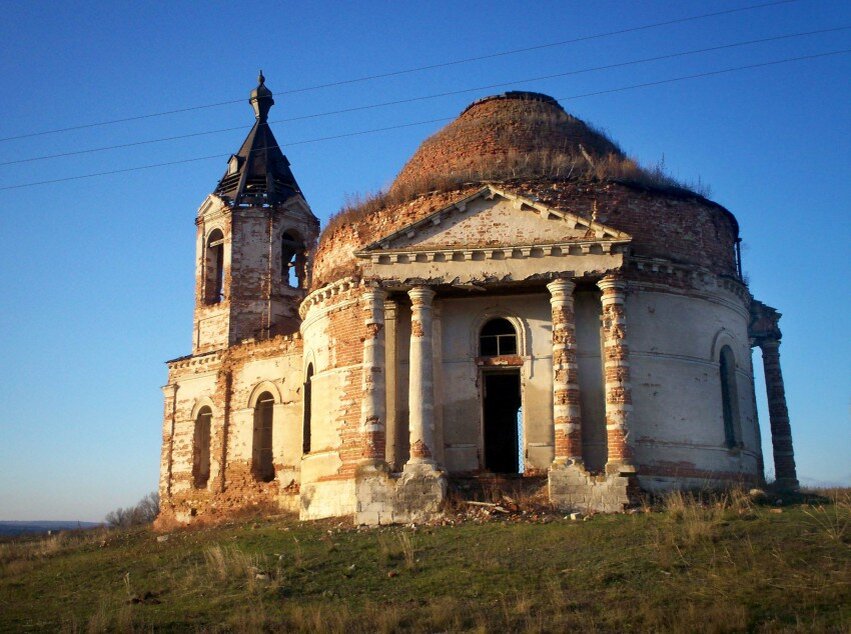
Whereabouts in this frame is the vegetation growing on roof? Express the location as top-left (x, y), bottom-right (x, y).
top-left (321, 102), bottom-right (711, 244)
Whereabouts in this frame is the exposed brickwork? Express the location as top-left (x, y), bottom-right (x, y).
top-left (157, 334), bottom-right (304, 525)
top-left (640, 461), bottom-right (760, 485)
top-left (598, 274), bottom-right (633, 468)
top-left (313, 180), bottom-right (738, 289)
top-left (313, 94), bottom-right (738, 289)
top-left (547, 279), bottom-right (582, 463)
top-left (760, 340), bottom-right (798, 488)
top-left (390, 94), bottom-right (621, 196)
top-left (160, 90), bottom-right (785, 527)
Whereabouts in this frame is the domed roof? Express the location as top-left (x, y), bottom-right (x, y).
top-left (311, 93), bottom-right (740, 290)
top-left (389, 91), bottom-right (622, 198)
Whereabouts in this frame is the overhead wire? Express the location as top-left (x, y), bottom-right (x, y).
top-left (0, 0), bottom-right (804, 144)
top-left (1, 47), bottom-right (848, 192)
top-left (2, 25), bottom-right (846, 167)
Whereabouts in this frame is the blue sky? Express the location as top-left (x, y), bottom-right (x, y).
top-left (0, 0), bottom-right (848, 521)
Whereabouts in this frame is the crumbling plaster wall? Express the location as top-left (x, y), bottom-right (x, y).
top-left (625, 273), bottom-right (760, 489)
top-left (158, 336), bottom-right (304, 525)
top-left (299, 281), bottom-right (373, 520)
top-left (193, 195), bottom-right (318, 354)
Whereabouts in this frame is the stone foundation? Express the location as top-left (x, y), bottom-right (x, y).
top-left (548, 461), bottom-right (638, 513)
top-left (355, 463), bottom-right (447, 525)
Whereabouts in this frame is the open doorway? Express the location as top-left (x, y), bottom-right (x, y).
top-left (483, 371), bottom-right (523, 473)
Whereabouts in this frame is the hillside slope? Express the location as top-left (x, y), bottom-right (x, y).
top-left (0, 491), bottom-right (848, 632)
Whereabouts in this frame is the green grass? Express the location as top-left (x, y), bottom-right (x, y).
top-left (1, 490), bottom-right (848, 632)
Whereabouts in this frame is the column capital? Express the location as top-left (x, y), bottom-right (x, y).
top-left (759, 338), bottom-right (781, 351)
top-left (408, 285), bottom-right (435, 305)
top-left (546, 278), bottom-right (575, 299)
top-left (597, 272), bottom-right (626, 293)
top-left (361, 285), bottom-right (387, 302)
top-left (383, 299), bottom-right (398, 318)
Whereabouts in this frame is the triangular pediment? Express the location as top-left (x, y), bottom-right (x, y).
top-left (359, 186), bottom-right (630, 255)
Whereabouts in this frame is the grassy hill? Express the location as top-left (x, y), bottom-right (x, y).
top-left (0, 489), bottom-right (848, 632)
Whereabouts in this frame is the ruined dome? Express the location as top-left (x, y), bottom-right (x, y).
top-left (311, 93), bottom-right (740, 290)
top-left (389, 91), bottom-right (622, 197)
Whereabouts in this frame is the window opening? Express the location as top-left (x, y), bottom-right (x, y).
top-left (193, 407), bottom-right (212, 489)
top-left (204, 229), bottom-right (225, 304)
top-left (282, 231), bottom-right (305, 289)
top-left (480, 318), bottom-right (517, 356)
top-left (253, 392), bottom-right (274, 482)
top-left (719, 346), bottom-right (741, 448)
top-left (303, 365), bottom-right (313, 454)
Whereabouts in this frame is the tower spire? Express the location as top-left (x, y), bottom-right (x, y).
top-left (213, 73), bottom-right (301, 206)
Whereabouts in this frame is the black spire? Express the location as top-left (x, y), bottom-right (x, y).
top-left (214, 73), bottom-right (302, 206)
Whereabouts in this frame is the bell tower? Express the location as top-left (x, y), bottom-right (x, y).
top-left (192, 73), bottom-right (319, 354)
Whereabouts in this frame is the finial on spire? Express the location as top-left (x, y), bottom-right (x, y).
top-left (249, 71), bottom-right (274, 122)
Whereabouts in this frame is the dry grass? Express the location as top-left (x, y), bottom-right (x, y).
top-left (3, 491), bottom-right (850, 632)
top-left (322, 105), bottom-right (711, 243)
top-left (802, 487), bottom-right (850, 542)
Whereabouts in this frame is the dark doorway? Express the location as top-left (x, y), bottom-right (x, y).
top-left (483, 371), bottom-right (523, 473)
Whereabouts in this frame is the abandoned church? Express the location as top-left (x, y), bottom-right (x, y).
top-left (156, 75), bottom-right (798, 526)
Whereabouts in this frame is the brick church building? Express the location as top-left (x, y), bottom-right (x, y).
top-left (156, 75), bottom-right (797, 526)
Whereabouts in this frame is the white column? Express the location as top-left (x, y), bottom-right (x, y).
top-left (383, 299), bottom-right (399, 469)
top-left (406, 286), bottom-right (437, 466)
top-left (360, 285), bottom-right (387, 464)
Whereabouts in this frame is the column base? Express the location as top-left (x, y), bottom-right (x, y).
top-left (773, 477), bottom-right (800, 492)
top-left (354, 460), bottom-right (447, 525)
top-left (549, 462), bottom-right (638, 514)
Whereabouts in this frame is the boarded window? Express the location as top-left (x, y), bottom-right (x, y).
top-left (253, 392), bottom-right (275, 482)
top-left (480, 318), bottom-right (517, 356)
top-left (193, 407), bottom-right (212, 489)
top-left (719, 346), bottom-right (741, 448)
top-left (204, 229), bottom-right (225, 304)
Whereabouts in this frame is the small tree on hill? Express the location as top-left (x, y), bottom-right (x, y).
top-left (105, 491), bottom-right (160, 528)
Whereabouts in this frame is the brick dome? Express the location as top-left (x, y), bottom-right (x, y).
top-left (312, 93), bottom-right (741, 289)
top-left (389, 92), bottom-right (622, 197)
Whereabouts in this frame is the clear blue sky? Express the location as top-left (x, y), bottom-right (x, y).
top-left (0, 0), bottom-right (848, 521)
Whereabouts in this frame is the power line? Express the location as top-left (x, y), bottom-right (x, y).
top-left (0, 0), bottom-right (804, 144)
top-left (1, 48), bottom-right (847, 193)
top-left (3, 26), bottom-right (845, 167)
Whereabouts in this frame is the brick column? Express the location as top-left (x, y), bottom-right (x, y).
top-left (406, 286), bottom-right (437, 467)
top-left (760, 339), bottom-right (798, 489)
top-left (598, 274), bottom-right (634, 471)
top-left (547, 278), bottom-right (583, 465)
top-left (360, 285), bottom-right (387, 465)
top-left (160, 384), bottom-right (178, 500)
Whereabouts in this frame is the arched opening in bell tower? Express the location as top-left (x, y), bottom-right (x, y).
top-left (282, 231), bottom-right (306, 289)
top-left (204, 229), bottom-right (225, 304)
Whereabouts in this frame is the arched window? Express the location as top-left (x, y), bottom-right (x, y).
top-left (303, 364), bottom-right (313, 454)
top-left (193, 406), bottom-right (212, 489)
top-left (719, 346), bottom-right (741, 448)
top-left (204, 229), bottom-right (225, 304)
top-left (282, 231), bottom-right (306, 289)
top-left (253, 392), bottom-right (275, 482)
top-left (479, 318), bottom-right (517, 356)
